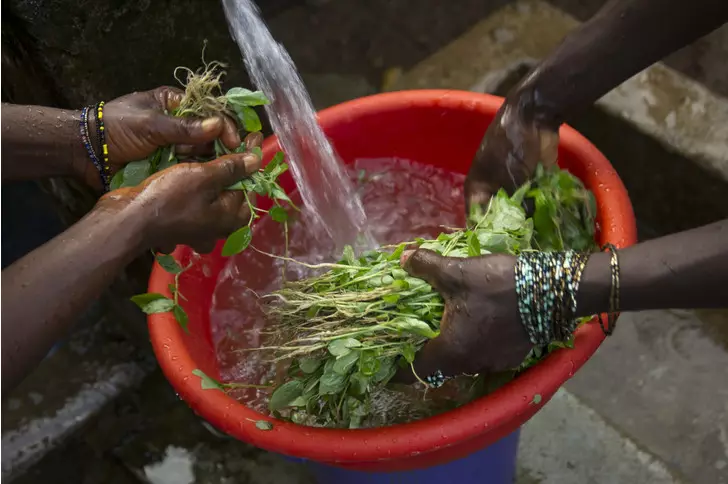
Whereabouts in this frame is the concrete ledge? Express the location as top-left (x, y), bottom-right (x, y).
top-left (392, 0), bottom-right (728, 185)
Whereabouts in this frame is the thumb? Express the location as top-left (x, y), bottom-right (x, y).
top-left (202, 153), bottom-right (261, 190)
top-left (400, 249), bottom-right (459, 293)
top-left (152, 114), bottom-right (226, 146)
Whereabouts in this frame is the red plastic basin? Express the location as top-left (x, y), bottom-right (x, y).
top-left (147, 90), bottom-right (637, 472)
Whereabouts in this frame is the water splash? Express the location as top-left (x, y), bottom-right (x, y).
top-left (222, 0), bottom-right (375, 251)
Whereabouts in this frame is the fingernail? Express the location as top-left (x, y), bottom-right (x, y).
top-left (400, 250), bottom-right (414, 267)
top-left (201, 118), bottom-right (221, 132)
top-left (244, 131), bottom-right (264, 149)
top-left (242, 153), bottom-right (261, 173)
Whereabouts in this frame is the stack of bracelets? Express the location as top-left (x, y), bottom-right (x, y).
top-left (424, 244), bottom-right (620, 389)
top-left (515, 243), bottom-right (620, 345)
top-left (79, 101), bottom-right (111, 191)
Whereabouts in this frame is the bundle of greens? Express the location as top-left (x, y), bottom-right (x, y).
top-left (257, 166), bottom-right (597, 428)
top-left (129, 60), bottom-right (295, 328)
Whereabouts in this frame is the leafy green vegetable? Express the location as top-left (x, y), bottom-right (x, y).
top-left (257, 166), bottom-right (597, 428)
top-left (192, 369), bottom-right (225, 391)
top-left (222, 226), bottom-right (253, 257)
top-left (131, 293), bottom-right (175, 314)
top-left (254, 420), bottom-right (274, 431)
top-left (129, 62), bottom-right (297, 326)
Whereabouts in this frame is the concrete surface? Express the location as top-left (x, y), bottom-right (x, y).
top-left (566, 310), bottom-right (728, 484)
top-left (392, 0), bottom-right (728, 187)
top-left (518, 389), bottom-right (681, 484)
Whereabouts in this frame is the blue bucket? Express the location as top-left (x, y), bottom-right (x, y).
top-left (295, 429), bottom-right (520, 484)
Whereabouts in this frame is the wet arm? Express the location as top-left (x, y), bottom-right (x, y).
top-left (510, 0), bottom-right (728, 128)
top-left (577, 219), bottom-right (728, 316)
top-left (0, 205), bottom-right (149, 395)
top-left (1, 103), bottom-right (99, 186)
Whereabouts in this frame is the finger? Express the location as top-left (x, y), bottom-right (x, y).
top-left (400, 249), bottom-right (459, 293)
top-left (190, 239), bottom-right (217, 255)
top-left (175, 142), bottom-right (215, 157)
top-left (203, 153), bottom-right (261, 190)
top-left (213, 190), bottom-right (246, 222)
top-left (151, 114), bottom-right (228, 147)
top-left (464, 179), bottom-right (494, 216)
top-left (220, 116), bottom-right (242, 150)
top-left (152, 86), bottom-right (185, 111)
top-left (243, 131), bottom-right (264, 151)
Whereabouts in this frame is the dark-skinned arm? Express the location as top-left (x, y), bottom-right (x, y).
top-left (515, 0), bottom-right (728, 129)
top-left (1, 149), bottom-right (261, 396)
top-left (396, 219), bottom-right (728, 378)
top-left (1, 104), bottom-right (94, 184)
top-left (466, 0), bottom-right (728, 206)
top-left (577, 219), bottom-right (728, 317)
top-left (2, 88), bottom-right (242, 190)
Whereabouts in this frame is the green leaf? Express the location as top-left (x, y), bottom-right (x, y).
top-left (373, 358), bottom-right (397, 383)
top-left (271, 187), bottom-right (292, 204)
top-left (173, 305), bottom-right (189, 332)
top-left (255, 420), bottom-right (274, 431)
top-left (251, 146), bottom-right (263, 159)
top-left (226, 87), bottom-right (270, 107)
top-left (358, 351), bottom-right (381, 376)
top-left (222, 226), bottom-right (252, 256)
top-left (109, 170), bottom-right (125, 191)
top-left (264, 151), bottom-right (285, 174)
top-left (466, 231), bottom-right (481, 257)
top-left (269, 380), bottom-right (304, 411)
top-left (269, 206), bottom-right (288, 223)
top-left (130, 293), bottom-right (174, 314)
top-left (234, 105), bottom-right (262, 132)
top-left (401, 343), bottom-right (416, 364)
top-left (332, 351), bottom-right (359, 375)
top-left (120, 159), bottom-right (152, 188)
top-left (299, 358), bottom-right (322, 374)
top-left (349, 372), bottom-right (369, 395)
top-left (157, 146), bottom-right (177, 171)
top-left (391, 317), bottom-right (439, 338)
top-left (319, 360), bottom-right (347, 395)
top-left (156, 254), bottom-right (182, 274)
top-left (327, 338), bottom-right (361, 357)
top-left (382, 294), bottom-right (400, 304)
top-left (192, 369), bottom-right (224, 391)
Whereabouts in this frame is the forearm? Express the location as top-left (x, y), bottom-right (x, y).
top-left (1, 103), bottom-right (98, 185)
top-left (577, 219), bottom-right (728, 317)
top-left (1, 205), bottom-right (149, 394)
top-left (513, 0), bottom-right (728, 128)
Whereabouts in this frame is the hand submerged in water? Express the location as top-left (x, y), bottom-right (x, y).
top-left (465, 89), bottom-right (559, 212)
top-left (396, 249), bottom-right (532, 380)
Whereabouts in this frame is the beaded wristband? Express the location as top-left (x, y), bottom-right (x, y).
top-left (597, 243), bottom-right (620, 335)
top-left (515, 251), bottom-right (589, 346)
top-left (94, 101), bottom-right (112, 189)
top-left (79, 106), bottom-right (107, 189)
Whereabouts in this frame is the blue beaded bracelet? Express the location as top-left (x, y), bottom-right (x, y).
top-left (79, 106), bottom-right (108, 190)
top-left (514, 251), bottom-right (590, 346)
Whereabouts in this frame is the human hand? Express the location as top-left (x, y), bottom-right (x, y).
top-left (98, 86), bottom-right (241, 173)
top-left (95, 149), bottom-right (261, 255)
top-left (396, 249), bottom-right (532, 381)
top-left (465, 90), bottom-right (559, 212)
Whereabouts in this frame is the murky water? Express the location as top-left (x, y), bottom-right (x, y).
top-left (221, 0), bottom-right (374, 252)
top-left (210, 158), bottom-right (491, 426)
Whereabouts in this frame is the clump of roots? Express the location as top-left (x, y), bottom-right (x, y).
top-left (173, 47), bottom-right (232, 118)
